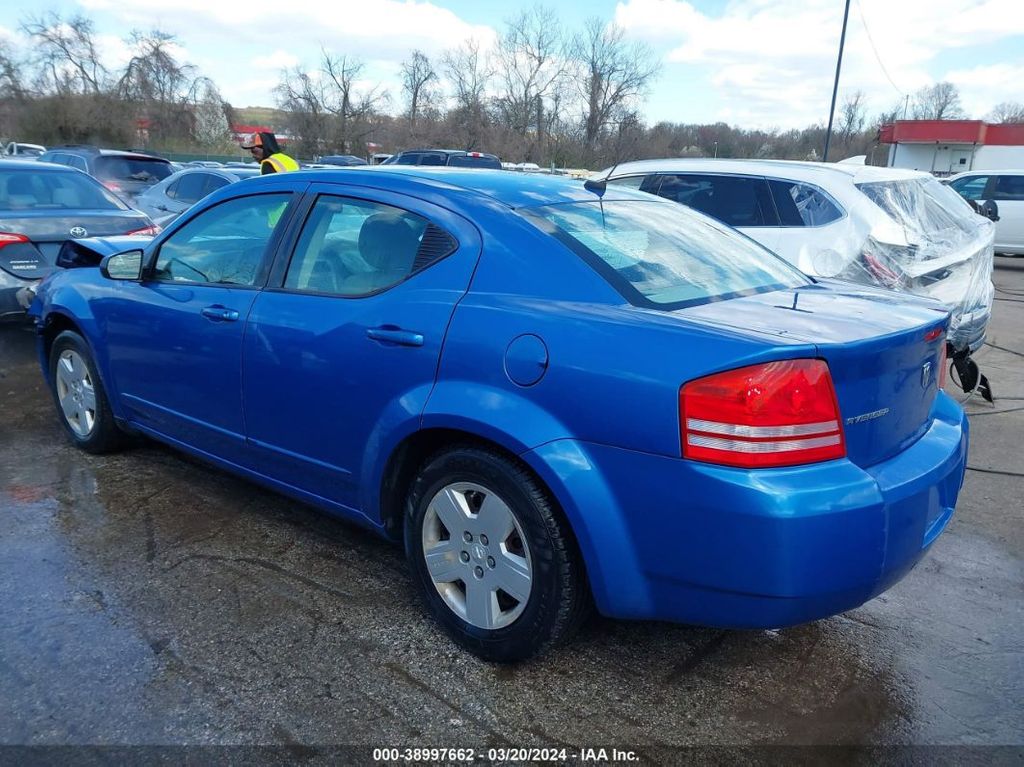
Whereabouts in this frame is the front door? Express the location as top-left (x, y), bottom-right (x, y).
top-left (992, 175), bottom-right (1024, 252)
top-left (242, 185), bottom-right (481, 516)
top-left (98, 190), bottom-right (296, 462)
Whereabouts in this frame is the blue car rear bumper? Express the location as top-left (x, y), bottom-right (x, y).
top-left (524, 391), bottom-right (968, 628)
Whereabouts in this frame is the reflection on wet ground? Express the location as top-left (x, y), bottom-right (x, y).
top-left (1, 258), bottom-right (1022, 748)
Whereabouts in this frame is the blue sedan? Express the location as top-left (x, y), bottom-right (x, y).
top-left (29, 168), bottom-right (968, 661)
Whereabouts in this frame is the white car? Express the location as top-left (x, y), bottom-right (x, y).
top-left (946, 170), bottom-right (1024, 255)
top-left (600, 159), bottom-right (995, 353)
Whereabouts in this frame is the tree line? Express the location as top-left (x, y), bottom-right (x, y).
top-left (1, 8), bottom-right (1021, 168)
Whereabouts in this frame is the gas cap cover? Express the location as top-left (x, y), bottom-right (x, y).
top-left (504, 334), bottom-right (549, 387)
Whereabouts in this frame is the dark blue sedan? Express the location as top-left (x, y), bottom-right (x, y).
top-left (29, 168), bottom-right (968, 661)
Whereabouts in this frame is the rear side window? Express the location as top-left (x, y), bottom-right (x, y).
top-left (949, 175), bottom-right (989, 201)
top-left (526, 200), bottom-right (807, 309)
top-left (96, 156), bottom-right (173, 183)
top-left (0, 170), bottom-right (126, 211)
top-left (653, 174), bottom-right (775, 227)
top-left (768, 180), bottom-right (843, 227)
top-left (857, 177), bottom-right (977, 237)
top-left (284, 195), bottom-right (456, 296)
top-left (993, 175), bottom-right (1024, 201)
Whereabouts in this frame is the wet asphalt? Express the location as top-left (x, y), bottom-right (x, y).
top-left (0, 258), bottom-right (1022, 755)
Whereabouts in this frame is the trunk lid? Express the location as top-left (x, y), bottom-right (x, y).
top-left (678, 280), bottom-right (950, 468)
top-left (0, 209), bottom-right (150, 278)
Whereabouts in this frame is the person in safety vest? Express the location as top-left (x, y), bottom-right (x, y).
top-left (241, 131), bottom-right (299, 174)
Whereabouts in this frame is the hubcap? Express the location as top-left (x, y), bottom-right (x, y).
top-left (55, 350), bottom-right (97, 438)
top-left (421, 481), bottom-right (533, 630)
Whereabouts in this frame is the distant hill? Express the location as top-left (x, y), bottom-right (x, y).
top-left (234, 106), bottom-right (288, 131)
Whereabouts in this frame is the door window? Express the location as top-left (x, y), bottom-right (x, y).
top-left (284, 195), bottom-right (455, 296)
top-left (992, 175), bottom-right (1024, 201)
top-left (949, 175), bottom-right (989, 201)
top-left (608, 176), bottom-right (645, 190)
top-left (170, 173), bottom-right (212, 204)
top-left (768, 179), bottom-right (843, 226)
top-left (153, 193), bottom-right (291, 286)
top-left (652, 174), bottom-right (775, 227)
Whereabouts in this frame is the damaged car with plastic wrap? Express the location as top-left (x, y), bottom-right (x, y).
top-left (600, 159), bottom-right (996, 398)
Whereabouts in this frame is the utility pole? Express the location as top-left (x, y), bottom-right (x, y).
top-left (822, 0), bottom-right (852, 162)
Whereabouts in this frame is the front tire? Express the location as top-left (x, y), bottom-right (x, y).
top-left (48, 330), bottom-right (123, 453)
top-left (405, 446), bottom-right (589, 662)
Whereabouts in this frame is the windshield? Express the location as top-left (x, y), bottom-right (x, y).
top-left (526, 200), bottom-right (809, 308)
top-left (0, 169), bottom-right (127, 211)
top-left (448, 154), bottom-right (502, 169)
top-left (96, 156), bottom-right (173, 184)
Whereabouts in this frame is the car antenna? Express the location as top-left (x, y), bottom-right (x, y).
top-left (583, 160), bottom-right (621, 196)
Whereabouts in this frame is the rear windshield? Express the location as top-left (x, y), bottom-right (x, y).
top-left (526, 200), bottom-right (808, 308)
top-left (856, 177), bottom-right (978, 239)
top-left (448, 154), bottom-right (502, 169)
top-left (95, 156), bottom-right (173, 184)
top-left (0, 169), bottom-right (127, 211)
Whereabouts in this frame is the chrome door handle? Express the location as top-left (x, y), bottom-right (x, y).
top-left (201, 306), bottom-right (239, 322)
top-left (366, 326), bottom-right (424, 347)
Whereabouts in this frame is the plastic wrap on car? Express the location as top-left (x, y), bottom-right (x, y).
top-left (829, 174), bottom-right (994, 352)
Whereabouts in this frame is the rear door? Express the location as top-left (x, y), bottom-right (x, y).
top-left (241, 183), bottom-right (481, 514)
top-left (98, 186), bottom-right (301, 463)
top-left (991, 174), bottom-right (1024, 252)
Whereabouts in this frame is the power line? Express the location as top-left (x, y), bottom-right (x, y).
top-left (855, 0), bottom-right (906, 97)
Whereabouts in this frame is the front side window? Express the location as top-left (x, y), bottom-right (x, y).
top-left (526, 200), bottom-right (808, 308)
top-left (653, 174), bottom-right (775, 227)
top-left (607, 175), bottom-right (645, 190)
top-left (153, 193), bottom-right (290, 286)
top-left (284, 195), bottom-right (455, 296)
top-left (171, 173), bottom-right (212, 204)
top-left (768, 180), bottom-right (843, 227)
top-left (993, 175), bottom-right (1024, 201)
top-left (949, 175), bottom-right (989, 201)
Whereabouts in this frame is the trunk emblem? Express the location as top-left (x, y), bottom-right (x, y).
top-left (69, 226), bottom-right (88, 238)
top-left (922, 362), bottom-right (932, 388)
top-left (845, 408), bottom-right (889, 426)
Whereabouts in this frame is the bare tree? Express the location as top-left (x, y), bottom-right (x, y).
top-left (988, 101), bottom-right (1024, 123)
top-left (838, 90), bottom-right (867, 139)
top-left (22, 12), bottom-right (108, 95)
top-left (401, 50), bottom-right (437, 127)
top-left (570, 18), bottom-right (660, 151)
top-left (494, 5), bottom-right (566, 151)
top-left (116, 30), bottom-right (201, 142)
top-left (442, 38), bottom-right (493, 150)
top-left (911, 82), bottom-right (964, 120)
top-left (276, 50), bottom-right (388, 156)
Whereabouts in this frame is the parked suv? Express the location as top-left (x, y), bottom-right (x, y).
top-left (946, 170), bottom-right (1024, 255)
top-left (600, 159), bottom-right (995, 354)
top-left (38, 147), bottom-right (173, 205)
top-left (383, 149), bottom-right (502, 169)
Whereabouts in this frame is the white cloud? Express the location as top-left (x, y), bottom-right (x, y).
top-left (946, 63), bottom-right (1024, 119)
top-left (616, 0), bottom-right (1024, 128)
top-left (251, 50), bottom-right (300, 72)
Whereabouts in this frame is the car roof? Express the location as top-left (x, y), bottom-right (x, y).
top-left (949, 169), bottom-right (1024, 177)
top-left (240, 166), bottom-right (654, 209)
top-left (0, 159), bottom-right (76, 171)
top-left (602, 158), bottom-right (928, 185)
top-left (47, 146), bottom-right (169, 161)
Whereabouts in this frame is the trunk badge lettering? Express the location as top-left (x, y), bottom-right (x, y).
top-left (921, 362), bottom-right (932, 388)
top-left (845, 408), bottom-right (889, 426)
top-left (69, 226), bottom-right (88, 237)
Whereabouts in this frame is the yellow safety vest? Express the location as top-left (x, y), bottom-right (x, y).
top-left (261, 152), bottom-right (300, 174)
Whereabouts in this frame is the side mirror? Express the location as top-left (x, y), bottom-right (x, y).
top-left (979, 199), bottom-right (1000, 222)
top-left (100, 249), bottom-right (144, 280)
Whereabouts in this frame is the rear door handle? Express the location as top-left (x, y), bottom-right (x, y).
top-left (366, 326), bottom-right (424, 347)
top-left (201, 306), bottom-right (239, 322)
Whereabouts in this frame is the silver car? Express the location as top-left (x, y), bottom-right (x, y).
top-left (134, 167), bottom-right (261, 227)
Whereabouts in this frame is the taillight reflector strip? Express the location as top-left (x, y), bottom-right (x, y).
top-left (680, 358), bottom-right (846, 469)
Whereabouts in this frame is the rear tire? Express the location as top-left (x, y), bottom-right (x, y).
top-left (48, 330), bottom-right (124, 454)
top-left (405, 445), bottom-right (589, 662)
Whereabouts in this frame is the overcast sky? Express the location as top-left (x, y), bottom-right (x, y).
top-left (2, 0), bottom-right (1022, 129)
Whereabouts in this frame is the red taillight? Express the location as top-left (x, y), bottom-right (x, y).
top-left (126, 224), bottom-right (161, 236)
top-left (680, 359), bottom-right (846, 469)
top-left (0, 232), bottom-right (29, 249)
